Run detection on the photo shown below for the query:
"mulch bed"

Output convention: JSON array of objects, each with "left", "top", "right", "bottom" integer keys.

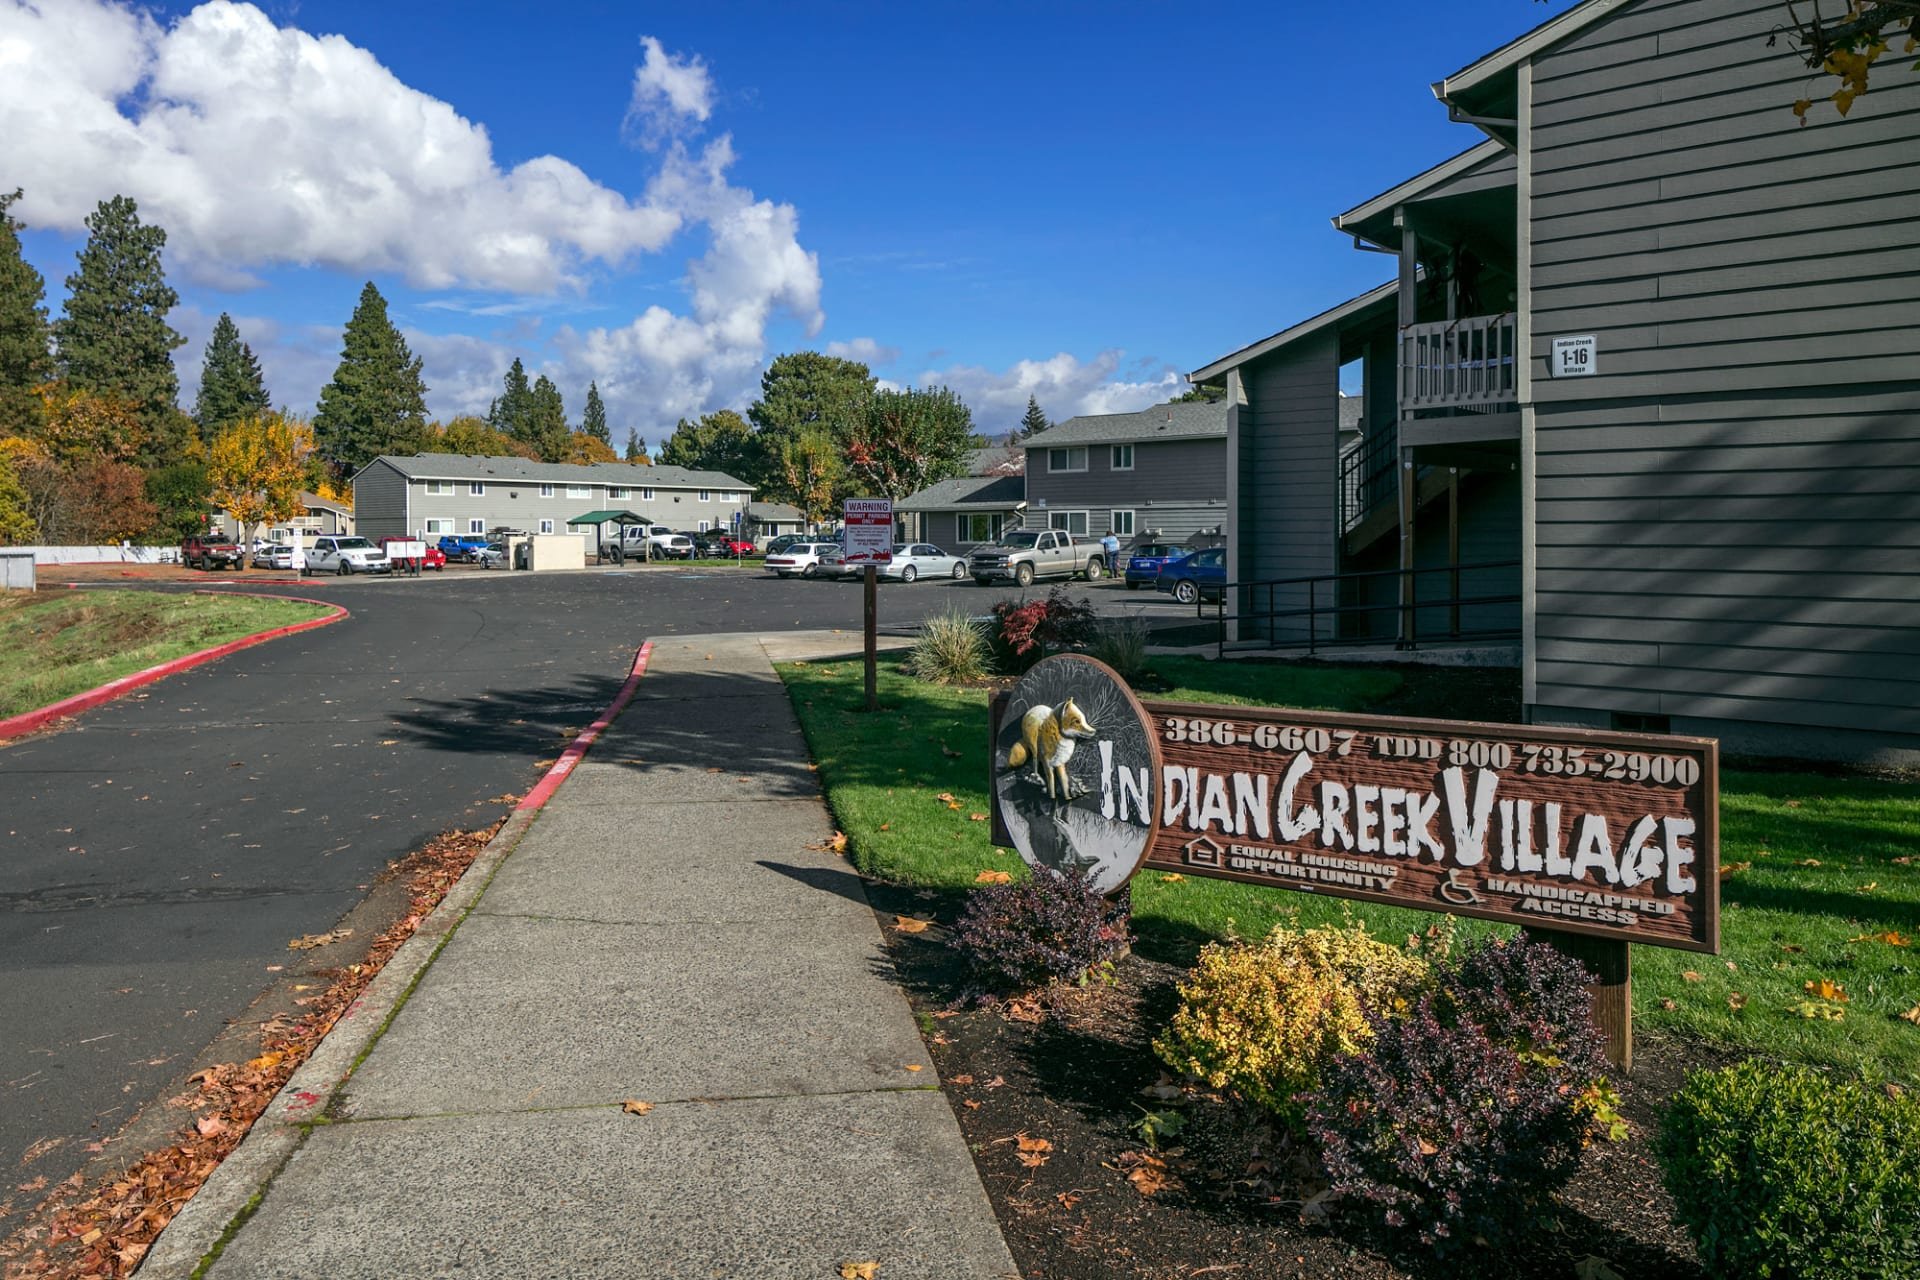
[{"left": 868, "top": 879, "right": 1718, "bottom": 1280}]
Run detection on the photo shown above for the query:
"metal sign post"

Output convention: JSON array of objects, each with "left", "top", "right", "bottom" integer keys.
[{"left": 842, "top": 498, "right": 893, "bottom": 712}]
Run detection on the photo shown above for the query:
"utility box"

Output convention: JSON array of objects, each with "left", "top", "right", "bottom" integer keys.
[
  {"left": 0, "top": 551, "right": 34, "bottom": 591},
  {"left": 527, "top": 534, "right": 585, "bottom": 572}
]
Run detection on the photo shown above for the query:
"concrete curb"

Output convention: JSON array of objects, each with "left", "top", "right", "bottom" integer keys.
[
  {"left": 0, "top": 594, "right": 348, "bottom": 742},
  {"left": 134, "top": 643, "right": 654, "bottom": 1278}
]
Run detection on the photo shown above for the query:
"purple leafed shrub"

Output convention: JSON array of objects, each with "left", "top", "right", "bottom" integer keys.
[
  {"left": 1303, "top": 937, "right": 1609, "bottom": 1253},
  {"left": 951, "top": 869, "right": 1131, "bottom": 991}
]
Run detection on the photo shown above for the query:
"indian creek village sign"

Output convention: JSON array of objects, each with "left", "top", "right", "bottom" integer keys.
[{"left": 991, "top": 656, "right": 1721, "bottom": 1065}]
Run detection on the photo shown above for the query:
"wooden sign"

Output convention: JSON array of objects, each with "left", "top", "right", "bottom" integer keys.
[{"left": 991, "top": 658, "right": 1718, "bottom": 955}]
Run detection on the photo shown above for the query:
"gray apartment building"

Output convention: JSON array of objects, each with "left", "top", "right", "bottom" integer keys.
[
  {"left": 1196, "top": 0, "right": 1920, "bottom": 761},
  {"left": 352, "top": 455, "right": 754, "bottom": 544},
  {"left": 896, "top": 444, "right": 1028, "bottom": 552},
  {"left": 1021, "top": 402, "right": 1230, "bottom": 546}
]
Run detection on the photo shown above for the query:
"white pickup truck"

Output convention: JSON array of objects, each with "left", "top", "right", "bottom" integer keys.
[
  {"left": 968, "top": 529, "right": 1106, "bottom": 587},
  {"left": 302, "top": 535, "right": 392, "bottom": 576}
]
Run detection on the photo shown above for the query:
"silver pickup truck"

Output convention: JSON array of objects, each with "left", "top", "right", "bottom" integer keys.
[{"left": 969, "top": 529, "right": 1106, "bottom": 587}]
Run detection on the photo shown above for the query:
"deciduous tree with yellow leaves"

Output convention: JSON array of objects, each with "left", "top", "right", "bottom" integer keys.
[
  {"left": 1782, "top": 0, "right": 1919, "bottom": 120},
  {"left": 208, "top": 412, "right": 313, "bottom": 561}
]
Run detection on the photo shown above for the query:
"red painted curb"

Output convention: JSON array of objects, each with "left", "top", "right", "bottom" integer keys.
[
  {"left": 0, "top": 595, "right": 349, "bottom": 742},
  {"left": 516, "top": 641, "right": 653, "bottom": 814}
]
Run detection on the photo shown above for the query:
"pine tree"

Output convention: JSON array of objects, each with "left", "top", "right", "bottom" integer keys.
[
  {"left": 488, "top": 359, "right": 533, "bottom": 443},
  {"left": 312, "top": 282, "right": 429, "bottom": 483},
  {"left": 0, "top": 190, "right": 53, "bottom": 438},
  {"left": 1018, "top": 395, "right": 1050, "bottom": 440},
  {"left": 194, "top": 312, "right": 271, "bottom": 433},
  {"left": 52, "top": 195, "right": 185, "bottom": 437},
  {"left": 527, "top": 374, "right": 569, "bottom": 461},
  {"left": 582, "top": 381, "right": 610, "bottom": 445},
  {"left": 623, "top": 428, "right": 648, "bottom": 463}
]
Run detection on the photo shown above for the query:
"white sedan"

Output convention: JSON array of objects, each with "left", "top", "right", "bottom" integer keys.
[
  {"left": 877, "top": 543, "right": 968, "bottom": 583},
  {"left": 765, "top": 542, "right": 840, "bottom": 578}
]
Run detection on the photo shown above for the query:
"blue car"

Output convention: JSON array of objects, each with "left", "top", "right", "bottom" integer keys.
[
  {"left": 1156, "top": 546, "right": 1227, "bottom": 605},
  {"left": 1124, "top": 542, "right": 1192, "bottom": 590}
]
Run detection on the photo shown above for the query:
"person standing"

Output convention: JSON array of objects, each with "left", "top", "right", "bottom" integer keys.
[{"left": 1101, "top": 527, "right": 1120, "bottom": 567}]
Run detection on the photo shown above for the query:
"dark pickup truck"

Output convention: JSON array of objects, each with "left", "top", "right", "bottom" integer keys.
[{"left": 182, "top": 531, "right": 246, "bottom": 570}]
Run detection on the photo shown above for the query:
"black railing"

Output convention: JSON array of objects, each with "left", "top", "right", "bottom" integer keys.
[
  {"left": 1337, "top": 426, "right": 1400, "bottom": 535},
  {"left": 1200, "top": 559, "right": 1522, "bottom": 659}
]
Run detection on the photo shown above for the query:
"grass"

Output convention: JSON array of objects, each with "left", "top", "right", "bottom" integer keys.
[
  {"left": 780, "top": 652, "right": 1920, "bottom": 1077},
  {"left": 0, "top": 589, "right": 332, "bottom": 719}
]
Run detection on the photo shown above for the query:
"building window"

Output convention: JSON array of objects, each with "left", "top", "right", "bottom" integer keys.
[
  {"left": 424, "top": 518, "right": 452, "bottom": 535},
  {"left": 468, "top": 518, "right": 486, "bottom": 534},
  {"left": 1049, "top": 510, "right": 1090, "bottom": 537},
  {"left": 538, "top": 519, "right": 554, "bottom": 534},
  {"left": 469, "top": 482, "right": 485, "bottom": 496},
  {"left": 1048, "top": 447, "right": 1088, "bottom": 473},
  {"left": 1110, "top": 445, "right": 1134, "bottom": 471},
  {"left": 724, "top": 490, "right": 741, "bottom": 502},
  {"left": 425, "top": 480, "right": 451, "bottom": 495},
  {"left": 566, "top": 485, "right": 591, "bottom": 498},
  {"left": 964, "top": 513, "right": 1002, "bottom": 543},
  {"left": 608, "top": 486, "right": 628, "bottom": 500},
  {"left": 641, "top": 487, "right": 654, "bottom": 501},
  {"left": 539, "top": 484, "right": 554, "bottom": 497},
  {"left": 1109, "top": 509, "right": 1135, "bottom": 537},
  {"left": 697, "top": 519, "right": 710, "bottom": 532},
  {"left": 699, "top": 489, "right": 711, "bottom": 501}
]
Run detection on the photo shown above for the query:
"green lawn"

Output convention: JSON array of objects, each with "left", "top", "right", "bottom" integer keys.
[
  {"left": 780, "top": 652, "right": 1920, "bottom": 1077},
  {"left": 0, "top": 590, "right": 333, "bottom": 719}
]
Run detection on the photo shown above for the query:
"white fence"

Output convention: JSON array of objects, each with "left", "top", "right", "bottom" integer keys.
[{"left": 14, "top": 545, "right": 182, "bottom": 565}]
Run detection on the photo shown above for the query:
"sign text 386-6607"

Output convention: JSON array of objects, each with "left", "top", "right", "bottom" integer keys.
[{"left": 1137, "top": 702, "right": 1717, "bottom": 953}]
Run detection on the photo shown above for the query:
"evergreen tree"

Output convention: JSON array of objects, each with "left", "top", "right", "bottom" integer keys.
[
  {"left": 582, "top": 381, "right": 610, "bottom": 445},
  {"left": 193, "top": 312, "right": 271, "bottom": 433},
  {"left": 1018, "top": 394, "right": 1050, "bottom": 439},
  {"left": 312, "top": 282, "right": 429, "bottom": 483},
  {"left": 660, "top": 409, "right": 753, "bottom": 477},
  {"left": 844, "top": 385, "right": 974, "bottom": 500},
  {"left": 488, "top": 358, "right": 534, "bottom": 443},
  {"left": 52, "top": 195, "right": 185, "bottom": 438},
  {"left": 527, "top": 374, "right": 568, "bottom": 461},
  {"left": 623, "top": 427, "right": 646, "bottom": 462},
  {"left": 0, "top": 190, "right": 53, "bottom": 438}
]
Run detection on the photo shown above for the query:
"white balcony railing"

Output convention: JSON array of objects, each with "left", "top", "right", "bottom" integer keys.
[{"left": 1399, "top": 312, "right": 1517, "bottom": 414}]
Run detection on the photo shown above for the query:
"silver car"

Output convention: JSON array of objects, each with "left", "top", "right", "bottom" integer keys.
[
  {"left": 879, "top": 543, "right": 968, "bottom": 583},
  {"left": 252, "top": 543, "right": 295, "bottom": 570}
]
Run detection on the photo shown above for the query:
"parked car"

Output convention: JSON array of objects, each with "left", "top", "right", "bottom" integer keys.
[
  {"left": 879, "top": 543, "right": 968, "bottom": 583},
  {"left": 378, "top": 537, "right": 445, "bottom": 572},
  {"left": 706, "top": 535, "right": 756, "bottom": 557},
  {"left": 473, "top": 542, "right": 509, "bottom": 569},
  {"left": 436, "top": 535, "right": 491, "bottom": 563},
  {"left": 969, "top": 529, "right": 1106, "bottom": 587},
  {"left": 252, "top": 542, "right": 296, "bottom": 570},
  {"left": 1124, "top": 542, "right": 1193, "bottom": 590},
  {"left": 181, "top": 531, "right": 246, "bottom": 570},
  {"left": 1156, "top": 546, "right": 1227, "bottom": 605},
  {"left": 598, "top": 525, "right": 693, "bottom": 561},
  {"left": 304, "top": 535, "right": 392, "bottom": 576},
  {"left": 765, "top": 542, "right": 839, "bottom": 578}
]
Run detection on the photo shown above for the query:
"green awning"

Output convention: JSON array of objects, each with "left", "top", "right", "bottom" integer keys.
[{"left": 565, "top": 509, "right": 649, "bottom": 526}]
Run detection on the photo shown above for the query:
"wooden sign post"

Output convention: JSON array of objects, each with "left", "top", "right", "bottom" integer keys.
[
  {"left": 842, "top": 498, "right": 893, "bottom": 713},
  {"left": 991, "top": 657, "right": 1719, "bottom": 1070}
]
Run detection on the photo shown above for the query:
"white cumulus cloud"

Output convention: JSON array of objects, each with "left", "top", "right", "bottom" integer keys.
[
  {"left": 0, "top": 0, "right": 692, "bottom": 292},
  {"left": 910, "top": 351, "right": 1188, "bottom": 435},
  {"left": 624, "top": 35, "right": 713, "bottom": 146},
  {"left": 824, "top": 338, "right": 902, "bottom": 368}
]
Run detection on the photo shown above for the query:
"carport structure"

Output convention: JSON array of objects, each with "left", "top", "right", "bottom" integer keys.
[{"left": 565, "top": 509, "right": 649, "bottom": 564}]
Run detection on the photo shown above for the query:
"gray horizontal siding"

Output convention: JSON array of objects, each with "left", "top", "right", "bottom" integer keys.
[
  {"left": 1025, "top": 438, "right": 1225, "bottom": 507},
  {"left": 1237, "top": 332, "right": 1339, "bottom": 641},
  {"left": 352, "top": 461, "right": 409, "bottom": 542},
  {"left": 1523, "top": 0, "right": 1920, "bottom": 749}
]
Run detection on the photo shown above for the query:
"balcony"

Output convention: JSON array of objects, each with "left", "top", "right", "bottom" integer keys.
[{"left": 1399, "top": 312, "right": 1517, "bottom": 415}]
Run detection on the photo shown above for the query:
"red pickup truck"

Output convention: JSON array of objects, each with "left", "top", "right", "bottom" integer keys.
[{"left": 181, "top": 531, "right": 246, "bottom": 570}]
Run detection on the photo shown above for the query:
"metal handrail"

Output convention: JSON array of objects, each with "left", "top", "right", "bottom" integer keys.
[{"left": 1207, "top": 559, "right": 1522, "bottom": 658}]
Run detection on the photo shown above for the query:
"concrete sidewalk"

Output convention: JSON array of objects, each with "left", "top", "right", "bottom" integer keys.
[{"left": 146, "top": 633, "right": 1016, "bottom": 1279}]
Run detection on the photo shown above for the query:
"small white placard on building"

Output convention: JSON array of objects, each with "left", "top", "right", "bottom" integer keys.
[
  {"left": 841, "top": 498, "right": 894, "bottom": 564},
  {"left": 1551, "top": 335, "right": 1598, "bottom": 378}
]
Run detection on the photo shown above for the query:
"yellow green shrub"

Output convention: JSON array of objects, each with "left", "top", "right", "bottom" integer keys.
[{"left": 1153, "top": 922, "right": 1429, "bottom": 1122}]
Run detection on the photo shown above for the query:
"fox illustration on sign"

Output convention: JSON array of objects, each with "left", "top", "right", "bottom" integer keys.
[{"left": 1006, "top": 698, "right": 1096, "bottom": 800}]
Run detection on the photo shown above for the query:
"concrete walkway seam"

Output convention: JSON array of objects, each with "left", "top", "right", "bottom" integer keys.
[
  {"left": 0, "top": 594, "right": 349, "bottom": 742},
  {"left": 134, "top": 643, "right": 655, "bottom": 1278}
]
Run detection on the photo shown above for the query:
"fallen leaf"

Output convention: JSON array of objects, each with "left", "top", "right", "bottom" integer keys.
[
  {"left": 1727, "top": 991, "right": 1748, "bottom": 1010},
  {"left": 839, "top": 1263, "right": 879, "bottom": 1280},
  {"left": 904, "top": 1064, "right": 923, "bottom": 1073},
  {"left": 1123, "top": 1153, "right": 1171, "bottom": 1196},
  {"left": 1806, "top": 978, "right": 1850, "bottom": 1003},
  {"left": 1016, "top": 1135, "right": 1054, "bottom": 1153},
  {"left": 1299, "top": 1187, "right": 1335, "bottom": 1226},
  {"left": 621, "top": 1099, "right": 653, "bottom": 1115},
  {"left": 1898, "top": 1005, "right": 1920, "bottom": 1026},
  {"left": 1159, "top": 873, "right": 1185, "bottom": 883},
  {"left": 1005, "top": 998, "right": 1044, "bottom": 1023},
  {"left": 941, "top": 744, "right": 962, "bottom": 759},
  {"left": 1658, "top": 997, "right": 1678, "bottom": 1011},
  {"left": 1778, "top": 944, "right": 1805, "bottom": 953},
  {"left": 1859, "top": 882, "right": 1880, "bottom": 892},
  {"left": 194, "top": 1114, "right": 226, "bottom": 1138},
  {"left": 963, "top": 1099, "right": 981, "bottom": 1109},
  {"left": 949, "top": 1074, "right": 975, "bottom": 1086},
  {"left": 1140, "top": 1079, "right": 1182, "bottom": 1101},
  {"left": 287, "top": 927, "right": 352, "bottom": 950},
  {"left": 892, "top": 916, "right": 931, "bottom": 934},
  {"left": 1416, "top": 1138, "right": 1438, "bottom": 1156},
  {"left": 1719, "top": 861, "right": 1751, "bottom": 876},
  {"left": 936, "top": 792, "right": 956, "bottom": 803},
  {"left": 1849, "top": 930, "right": 1910, "bottom": 946},
  {"left": 1796, "top": 858, "right": 1822, "bottom": 867},
  {"left": 969, "top": 813, "right": 988, "bottom": 822},
  {"left": 1785, "top": 799, "right": 1803, "bottom": 808},
  {"left": 1894, "top": 856, "right": 1913, "bottom": 866},
  {"left": 1681, "top": 970, "right": 1703, "bottom": 983},
  {"left": 985, "top": 1075, "right": 1006, "bottom": 1089},
  {"left": 1055, "top": 1191, "right": 1081, "bottom": 1209},
  {"left": 1018, "top": 1150, "right": 1049, "bottom": 1168},
  {"left": 878, "top": 822, "right": 891, "bottom": 831},
  {"left": 975, "top": 869, "right": 1013, "bottom": 885},
  {"left": 1725, "top": 961, "right": 1739, "bottom": 971},
  {"left": 245, "top": 1051, "right": 284, "bottom": 1072}
]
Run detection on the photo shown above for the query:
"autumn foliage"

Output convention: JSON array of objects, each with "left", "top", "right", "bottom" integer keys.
[{"left": 206, "top": 412, "right": 313, "bottom": 547}]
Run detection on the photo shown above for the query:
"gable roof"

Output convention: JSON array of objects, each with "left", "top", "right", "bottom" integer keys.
[
  {"left": 1021, "top": 401, "right": 1228, "bottom": 449},
  {"left": 747, "top": 501, "right": 804, "bottom": 522},
  {"left": 362, "top": 453, "right": 753, "bottom": 491},
  {"left": 967, "top": 445, "right": 1025, "bottom": 476},
  {"left": 896, "top": 473, "right": 1027, "bottom": 513},
  {"left": 1334, "top": 140, "right": 1515, "bottom": 247},
  {"left": 1434, "top": 0, "right": 1627, "bottom": 136},
  {"left": 1189, "top": 280, "right": 1399, "bottom": 384},
  {"left": 298, "top": 490, "right": 349, "bottom": 514}
]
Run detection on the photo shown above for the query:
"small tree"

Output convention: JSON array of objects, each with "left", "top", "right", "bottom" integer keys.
[
  {"left": 67, "top": 460, "right": 157, "bottom": 543},
  {"left": 1017, "top": 394, "right": 1049, "bottom": 440},
  {"left": 659, "top": 408, "right": 753, "bottom": 475},
  {"left": 208, "top": 412, "right": 312, "bottom": 555},
  {"left": 194, "top": 312, "right": 271, "bottom": 433},
  {"left": 0, "top": 449, "right": 34, "bottom": 544},
  {"left": 582, "top": 381, "right": 610, "bottom": 445},
  {"left": 776, "top": 428, "right": 842, "bottom": 528},
  {"left": 844, "top": 385, "right": 974, "bottom": 500},
  {"left": 144, "top": 461, "right": 212, "bottom": 542}
]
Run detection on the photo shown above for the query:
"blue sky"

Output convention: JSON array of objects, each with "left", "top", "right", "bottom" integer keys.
[{"left": 2, "top": 0, "right": 1570, "bottom": 442}]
